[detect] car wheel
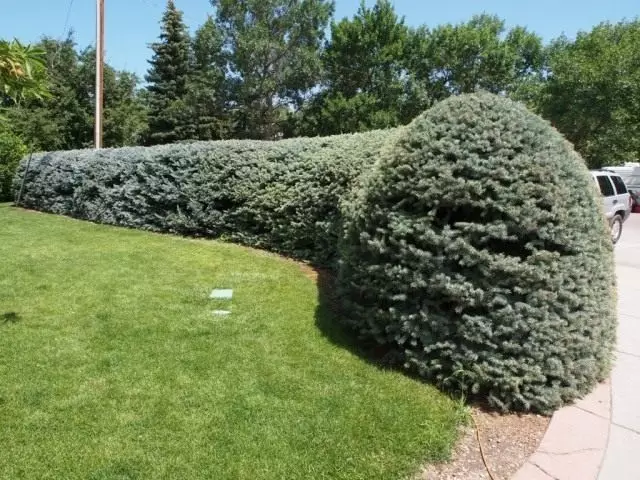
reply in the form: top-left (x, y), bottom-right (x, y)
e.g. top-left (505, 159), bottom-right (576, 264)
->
top-left (611, 215), bottom-right (623, 244)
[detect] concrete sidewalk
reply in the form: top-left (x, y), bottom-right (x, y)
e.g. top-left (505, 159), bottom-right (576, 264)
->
top-left (514, 214), bottom-right (640, 480)
top-left (599, 214), bottom-right (640, 480)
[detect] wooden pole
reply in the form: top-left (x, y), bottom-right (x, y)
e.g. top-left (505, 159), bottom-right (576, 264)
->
top-left (95, 0), bottom-right (104, 149)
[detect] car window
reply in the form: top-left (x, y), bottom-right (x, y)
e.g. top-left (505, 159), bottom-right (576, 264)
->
top-left (610, 175), bottom-right (628, 194)
top-left (624, 175), bottom-right (640, 187)
top-left (596, 176), bottom-right (615, 197)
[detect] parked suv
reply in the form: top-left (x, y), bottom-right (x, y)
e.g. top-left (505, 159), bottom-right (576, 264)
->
top-left (591, 170), bottom-right (632, 243)
top-left (600, 163), bottom-right (640, 212)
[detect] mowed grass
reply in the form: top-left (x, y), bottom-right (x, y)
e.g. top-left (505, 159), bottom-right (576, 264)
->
top-left (0, 205), bottom-right (464, 480)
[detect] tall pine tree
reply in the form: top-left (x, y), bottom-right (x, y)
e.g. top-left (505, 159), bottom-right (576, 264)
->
top-left (145, 0), bottom-right (192, 145)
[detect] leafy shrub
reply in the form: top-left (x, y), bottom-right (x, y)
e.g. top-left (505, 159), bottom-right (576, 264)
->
top-left (0, 127), bottom-right (27, 201)
top-left (337, 93), bottom-right (616, 413)
top-left (13, 131), bottom-right (393, 265)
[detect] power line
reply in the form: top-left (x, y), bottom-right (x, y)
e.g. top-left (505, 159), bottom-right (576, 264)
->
top-left (139, 0), bottom-right (162, 10)
top-left (61, 0), bottom-right (76, 40)
top-left (50, 0), bottom-right (75, 68)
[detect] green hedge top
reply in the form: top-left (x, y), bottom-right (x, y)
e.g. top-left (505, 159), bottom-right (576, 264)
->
top-left (14, 130), bottom-right (395, 266)
top-left (338, 93), bottom-right (616, 412)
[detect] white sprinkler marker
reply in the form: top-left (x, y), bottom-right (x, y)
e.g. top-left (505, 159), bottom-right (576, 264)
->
top-left (210, 289), bottom-right (233, 300)
top-left (210, 288), bottom-right (233, 317)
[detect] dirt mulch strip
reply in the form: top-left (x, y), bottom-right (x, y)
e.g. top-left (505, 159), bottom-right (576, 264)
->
top-left (419, 408), bottom-right (550, 480)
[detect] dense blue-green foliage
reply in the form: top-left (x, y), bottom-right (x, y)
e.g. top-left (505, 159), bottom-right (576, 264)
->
top-left (14, 132), bottom-right (393, 265)
top-left (337, 93), bottom-right (616, 413)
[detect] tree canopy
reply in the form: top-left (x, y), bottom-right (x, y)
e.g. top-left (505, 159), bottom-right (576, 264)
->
top-left (525, 20), bottom-right (640, 168)
top-left (5, 37), bottom-right (146, 151)
top-left (299, 0), bottom-right (414, 136)
top-left (187, 16), bottom-right (230, 141)
top-left (212, 0), bottom-right (334, 139)
top-left (1, 3), bottom-right (638, 168)
top-left (0, 39), bottom-right (48, 104)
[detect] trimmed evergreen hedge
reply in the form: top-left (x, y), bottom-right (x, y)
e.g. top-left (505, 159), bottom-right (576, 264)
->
top-left (337, 93), bottom-right (616, 413)
top-left (13, 131), bottom-right (393, 265)
top-left (14, 93), bottom-right (616, 413)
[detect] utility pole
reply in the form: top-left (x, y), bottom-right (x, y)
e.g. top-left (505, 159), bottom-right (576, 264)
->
top-left (95, 0), bottom-right (104, 149)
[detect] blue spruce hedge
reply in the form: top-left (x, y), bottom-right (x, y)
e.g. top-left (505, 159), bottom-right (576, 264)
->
top-left (14, 93), bottom-right (616, 412)
top-left (13, 131), bottom-right (394, 266)
top-left (337, 93), bottom-right (616, 413)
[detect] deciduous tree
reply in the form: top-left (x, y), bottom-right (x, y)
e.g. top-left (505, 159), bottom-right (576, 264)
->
top-left (410, 15), bottom-right (544, 99)
top-left (528, 20), bottom-right (640, 168)
top-left (212, 0), bottom-right (333, 139)
top-left (0, 39), bottom-right (48, 104)
top-left (300, 0), bottom-right (413, 136)
top-left (6, 37), bottom-right (147, 151)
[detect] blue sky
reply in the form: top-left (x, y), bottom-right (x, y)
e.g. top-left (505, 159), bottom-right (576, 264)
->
top-left (1, 0), bottom-right (638, 78)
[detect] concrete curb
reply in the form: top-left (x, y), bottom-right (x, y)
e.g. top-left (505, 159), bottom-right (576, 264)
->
top-left (512, 380), bottom-right (611, 480)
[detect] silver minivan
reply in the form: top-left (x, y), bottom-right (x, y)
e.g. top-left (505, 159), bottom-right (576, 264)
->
top-left (591, 170), bottom-right (632, 243)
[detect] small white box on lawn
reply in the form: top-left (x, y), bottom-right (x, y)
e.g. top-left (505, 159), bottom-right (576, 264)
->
top-left (210, 289), bottom-right (233, 299)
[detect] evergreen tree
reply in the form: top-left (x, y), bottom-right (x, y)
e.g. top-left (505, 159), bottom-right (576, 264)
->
top-left (187, 16), bottom-right (230, 141)
top-left (103, 70), bottom-right (149, 147)
top-left (145, 0), bottom-right (192, 145)
top-left (338, 93), bottom-right (616, 413)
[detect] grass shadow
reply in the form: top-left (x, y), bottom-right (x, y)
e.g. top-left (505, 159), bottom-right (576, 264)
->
top-left (309, 267), bottom-right (508, 415)
top-left (310, 267), bottom-right (403, 372)
top-left (2, 312), bottom-right (21, 324)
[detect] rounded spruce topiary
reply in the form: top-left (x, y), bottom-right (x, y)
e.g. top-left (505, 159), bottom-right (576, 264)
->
top-left (338, 93), bottom-right (616, 413)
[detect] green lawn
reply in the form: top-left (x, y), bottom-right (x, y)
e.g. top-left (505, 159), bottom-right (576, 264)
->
top-left (0, 205), bottom-right (464, 480)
